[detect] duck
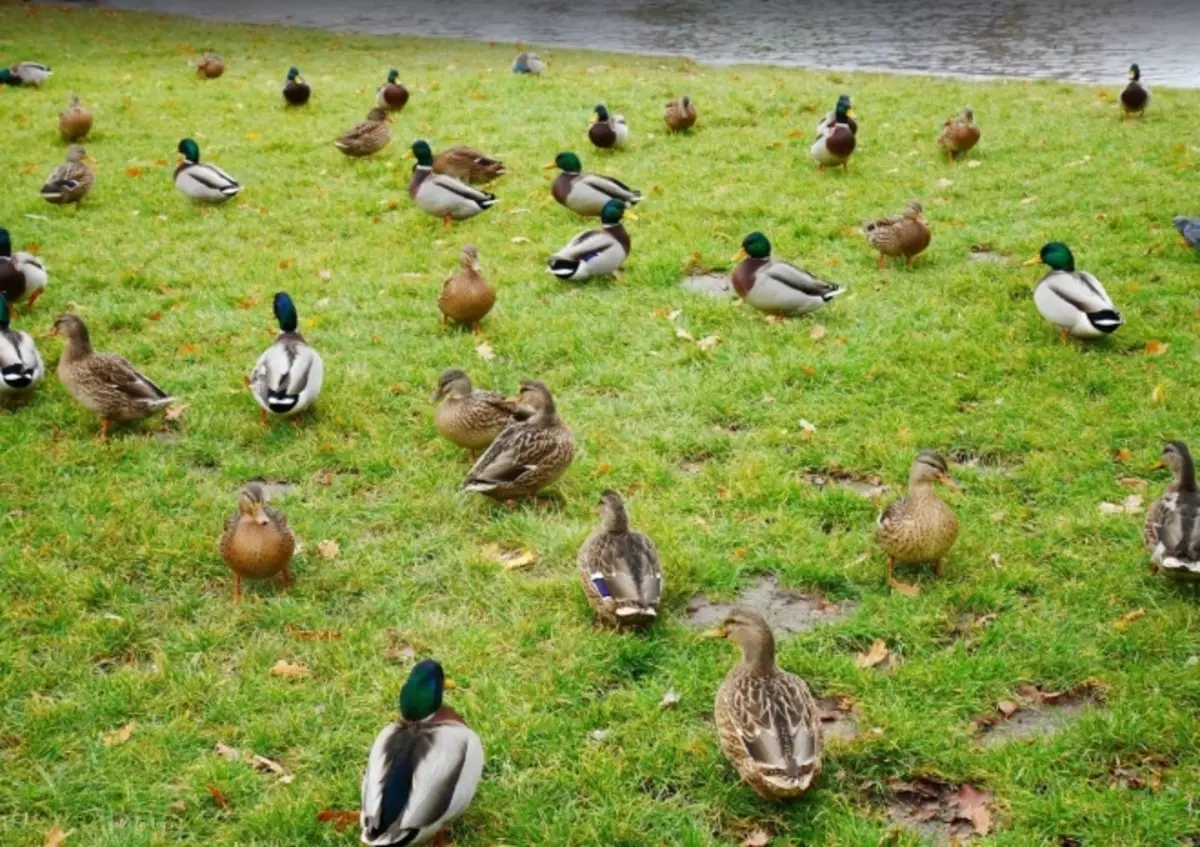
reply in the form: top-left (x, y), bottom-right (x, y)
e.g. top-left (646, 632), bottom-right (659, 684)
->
top-left (664, 95), bottom-right (697, 132)
top-left (577, 490), bottom-right (663, 627)
top-left (409, 140), bottom-right (497, 224)
top-left (218, 483), bottom-right (295, 602)
top-left (462, 380), bottom-right (574, 503)
top-left (547, 199), bottom-right (631, 281)
top-left (0, 294), bottom-right (44, 399)
top-left (58, 94), bottom-right (93, 142)
top-left (546, 152), bottom-right (641, 217)
top-left (174, 138), bottom-right (241, 203)
top-left (1022, 242), bottom-right (1123, 341)
top-left (707, 608), bottom-right (822, 800)
top-left (512, 51), bottom-right (546, 75)
top-left (432, 368), bottom-right (520, 456)
top-left (1176, 217), bottom-right (1200, 253)
top-left (438, 245), bottom-right (495, 334)
top-left (282, 66), bottom-right (311, 106)
top-left (40, 145), bottom-right (95, 209)
top-left (1120, 63), bottom-right (1150, 119)
top-left (51, 313), bottom-right (176, 437)
top-left (588, 104), bottom-right (628, 150)
top-left (1145, 441), bottom-right (1200, 580)
top-left (810, 97), bottom-right (856, 170)
top-left (335, 108), bottom-right (392, 158)
top-left (196, 52), bottom-right (225, 79)
top-left (248, 292), bottom-right (324, 424)
top-left (864, 201), bottom-right (931, 268)
top-left (731, 232), bottom-right (843, 317)
top-left (876, 450), bottom-right (960, 584)
top-left (0, 227), bottom-right (48, 312)
top-left (0, 62), bottom-right (52, 87)
top-left (432, 146), bottom-right (506, 184)
top-left (815, 94), bottom-right (858, 136)
top-left (937, 107), bottom-right (979, 160)
top-left (360, 659), bottom-right (484, 847)
top-left (376, 69), bottom-right (409, 111)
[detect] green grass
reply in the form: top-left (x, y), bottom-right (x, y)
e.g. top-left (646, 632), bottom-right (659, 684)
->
top-left (3, 5), bottom-right (1200, 846)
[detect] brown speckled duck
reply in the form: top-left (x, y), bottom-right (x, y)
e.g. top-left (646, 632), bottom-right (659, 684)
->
top-left (937, 107), bottom-right (979, 160)
top-left (664, 95), bottom-right (697, 133)
top-left (577, 490), bottom-right (663, 627)
top-left (197, 52), bottom-right (225, 79)
top-left (438, 245), bottom-right (495, 334)
top-left (218, 483), bottom-right (296, 602)
top-left (876, 450), bottom-right (960, 582)
top-left (1145, 441), bottom-right (1200, 580)
top-left (433, 147), bottom-right (506, 184)
top-left (58, 94), bottom-right (93, 143)
top-left (41, 146), bottom-right (95, 209)
top-left (709, 608), bottom-right (822, 800)
top-left (864, 201), bottom-right (931, 268)
top-left (335, 108), bottom-right (391, 158)
top-left (432, 368), bottom-right (520, 456)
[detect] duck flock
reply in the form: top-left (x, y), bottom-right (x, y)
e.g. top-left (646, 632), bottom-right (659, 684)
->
top-left (2, 49), bottom-right (1199, 846)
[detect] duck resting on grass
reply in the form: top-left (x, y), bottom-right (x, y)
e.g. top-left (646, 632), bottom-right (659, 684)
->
top-left (196, 52), bottom-right (225, 79)
top-left (0, 294), bottom-right (44, 400)
top-left (41, 145), bottom-right (94, 209)
top-left (248, 292), bottom-right (323, 424)
top-left (664, 95), bottom-right (697, 132)
top-left (282, 66), bottom-right (311, 105)
top-left (360, 660), bottom-right (484, 847)
top-left (732, 232), bottom-right (843, 317)
top-left (175, 138), bottom-right (241, 203)
top-left (432, 146), bottom-right (506, 184)
top-left (1145, 441), bottom-right (1200, 580)
top-left (876, 450), bottom-right (960, 590)
top-left (335, 108), bottom-right (392, 158)
top-left (432, 368), bottom-right (521, 457)
top-left (58, 94), bottom-right (93, 142)
top-left (218, 483), bottom-right (295, 602)
top-left (1120, 63), bottom-right (1150, 119)
top-left (1022, 242), bottom-right (1123, 342)
top-left (548, 199), bottom-right (631, 281)
top-left (0, 62), bottom-right (52, 87)
top-left (438, 245), bottom-right (495, 334)
top-left (811, 96), bottom-right (856, 170)
top-left (588, 104), bottom-right (628, 150)
top-left (937, 107), bottom-right (979, 160)
top-left (864, 201), bottom-right (931, 268)
top-left (512, 51), bottom-right (545, 74)
top-left (0, 227), bottom-right (48, 312)
top-left (376, 69), bottom-right (409, 111)
top-left (578, 490), bottom-right (663, 628)
top-left (409, 140), bottom-right (497, 224)
top-left (546, 151), bottom-right (641, 217)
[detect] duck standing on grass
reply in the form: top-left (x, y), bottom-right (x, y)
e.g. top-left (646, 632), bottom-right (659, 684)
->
top-left (376, 69), bottom-right (409, 111)
top-left (1120, 63), bottom-right (1150, 118)
top-left (512, 51), bottom-right (545, 75)
top-left (174, 138), bottom-right (241, 203)
top-left (360, 660), bottom-right (484, 847)
top-left (815, 94), bottom-right (858, 136)
top-left (1146, 442), bottom-right (1200, 580)
top-left (438, 245), bottom-right (495, 334)
top-left (218, 483), bottom-right (295, 602)
top-left (876, 451), bottom-right (960, 589)
top-left (588, 104), bottom-right (628, 150)
top-left (0, 294), bottom-right (44, 399)
top-left (548, 199), bottom-right (631, 281)
top-left (335, 108), bottom-right (392, 158)
top-left (546, 152), bottom-right (641, 217)
top-left (664, 95), bottom-right (697, 132)
top-left (1022, 242), bottom-right (1123, 341)
top-left (864, 201), bottom-right (931, 268)
top-left (937, 107), bottom-right (979, 160)
top-left (0, 228), bottom-right (48, 312)
top-left (58, 94), bottom-right (92, 142)
top-left (196, 52), bottom-right (225, 79)
top-left (432, 368), bottom-right (520, 457)
top-left (432, 146), bottom-right (506, 184)
top-left (0, 62), bottom-right (52, 87)
top-left (248, 292), bottom-right (324, 424)
top-left (409, 140), bottom-right (497, 224)
top-left (282, 66), bottom-right (311, 106)
top-left (732, 232), bottom-right (843, 317)
top-left (810, 96), bottom-right (856, 170)
top-left (578, 490), bottom-right (663, 628)
top-left (41, 146), bottom-right (94, 209)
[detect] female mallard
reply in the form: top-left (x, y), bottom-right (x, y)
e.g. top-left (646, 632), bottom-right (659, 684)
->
top-left (0, 62), bottom-right (52, 87)
top-left (864, 201), bottom-right (931, 268)
top-left (732, 232), bottom-right (843, 317)
top-left (175, 138), bottom-right (241, 203)
top-left (433, 147), bottom-right (506, 184)
top-left (377, 69), bottom-right (409, 111)
top-left (462, 380), bottom-right (574, 503)
top-left (512, 52), bottom-right (545, 75)
top-left (664, 95), bottom-right (697, 133)
top-left (876, 451), bottom-right (960, 583)
top-left (1146, 441), bottom-right (1200, 580)
top-left (815, 94), bottom-right (858, 136)
top-left (218, 483), bottom-right (295, 602)
top-left (438, 245), bottom-right (495, 334)
top-left (0, 294), bottom-right (44, 398)
top-left (937, 107), bottom-right (979, 160)
top-left (196, 52), bottom-right (225, 79)
top-left (1121, 63), bottom-right (1150, 119)
top-left (1022, 242), bottom-right (1123, 341)
top-left (58, 94), bottom-right (92, 143)
top-left (51, 313), bottom-right (176, 437)
top-left (41, 145), bottom-right (95, 209)
top-left (546, 152), bottom-right (641, 218)
top-left (282, 66), bottom-right (311, 106)
top-left (335, 108), bottom-right (391, 158)
top-left (248, 292), bottom-right (324, 424)
top-left (360, 659), bottom-right (484, 847)
top-left (432, 368), bottom-right (520, 456)
top-left (0, 227), bottom-right (48, 311)
top-left (548, 199), bottom-right (630, 281)
top-left (409, 140), bottom-right (496, 224)
top-left (708, 608), bottom-right (822, 800)
top-left (588, 104), bottom-right (628, 150)
top-left (578, 490), bottom-right (663, 628)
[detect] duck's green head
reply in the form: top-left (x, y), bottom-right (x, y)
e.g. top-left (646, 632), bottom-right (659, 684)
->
top-left (410, 139), bottom-right (434, 167)
top-left (0, 227), bottom-right (11, 258)
top-left (0, 294), bottom-right (11, 330)
top-left (273, 291), bottom-right (298, 332)
top-left (553, 151), bottom-right (582, 173)
top-left (1026, 241), bottom-right (1075, 272)
top-left (1128, 63), bottom-right (1141, 81)
top-left (387, 69), bottom-right (399, 83)
top-left (594, 103), bottom-right (609, 122)
top-left (399, 659), bottom-right (448, 721)
top-left (734, 231), bottom-right (772, 262)
top-left (835, 94), bottom-right (854, 120)
top-left (178, 138), bottom-right (201, 163)
top-left (287, 66), bottom-right (301, 81)
top-left (600, 199), bottom-right (625, 226)
top-left (0, 69), bottom-right (13, 85)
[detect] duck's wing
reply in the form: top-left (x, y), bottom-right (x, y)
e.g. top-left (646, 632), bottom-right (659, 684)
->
top-left (580, 173), bottom-right (641, 203)
top-left (552, 228), bottom-right (616, 262)
top-left (763, 260), bottom-right (840, 297)
top-left (93, 353), bottom-right (170, 401)
top-left (463, 421), bottom-right (553, 488)
top-left (1046, 271), bottom-right (1115, 313)
top-left (727, 673), bottom-right (820, 777)
top-left (429, 174), bottom-right (495, 203)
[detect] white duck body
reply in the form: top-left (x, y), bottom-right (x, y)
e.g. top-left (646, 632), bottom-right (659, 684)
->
top-left (249, 332), bottom-right (324, 417)
top-left (409, 166), bottom-right (496, 221)
top-left (174, 160), bottom-right (242, 203)
top-left (1033, 269), bottom-right (1123, 338)
top-left (11, 62), bottom-right (53, 86)
top-left (732, 256), bottom-right (843, 316)
top-left (0, 321), bottom-right (44, 395)
top-left (611, 114), bottom-right (629, 147)
top-left (548, 222), bottom-right (630, 281)
top-left (0, 252), bottom-right (48, 309)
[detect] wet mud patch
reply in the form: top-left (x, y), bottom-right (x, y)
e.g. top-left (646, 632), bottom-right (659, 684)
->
top-left (882, 777), bottom-right (995, 844)
top-left (817, 695), bottom-right (861, 743)
top-left (968, 243), bottom-right (1012, 265)
top-left (972, 682), bottom-right (1101, 747)
top-left (948, 449), bottom-right (1019, 478)
top-left (685, 575), bottom-right (854, 635)
top-left (802, 467), bottom-right (889, 500)
top-left (680, 274), bottom-right (735, 299)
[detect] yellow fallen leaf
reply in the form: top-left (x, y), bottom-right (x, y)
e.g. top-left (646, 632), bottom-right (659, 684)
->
top-left (856, 639), bottom-right (890, 668)
top-left (269, 660), bottom-right (310, 678)
top-left (244, 132), bottom-right (260, 141)
top-left (317, 268), bottom-right (332, 281)
top-left (482, 543), bottom-right (537, 571)
top-left (125, 166), bottom-right (142, 178)
top-left (316, 539), bottom-right (340, 559)
top-left (1152, 383), bottom-right (1166, 405)
top-left (176, 343), bottom-right (198, 357)
top-left (101, 720), bottom-right (137, 747)
top-left (810, 324), bottom-right (827, 341)
top-left (888, 577), bottom-right (921, 597)
top-left (696, 334), bottom-right (721, 352)
top-left (1114, 448), bottom-right (1133, 464)
top-left (1144, 340), bottom-right (1169, 356)
top-left (798, 419), bottom-right (817, 440)
top-left (1115, 608), bottom-right (1146, 631)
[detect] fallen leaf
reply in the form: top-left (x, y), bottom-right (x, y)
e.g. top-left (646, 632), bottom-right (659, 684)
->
top-left (163, 404), bottom-right (190, 422)
top-left (214, 741), bottom-right (240, 761)
top-left (966, 160), bottom-right (982, 168)
top-left (798, 419), bottom-right (817, 440)
top-left (1114, 448), bottom-right (1133, 464)
top-left (101, 720), bottom-right (137, 747)
top-left (244, 131), bottom-right (260, 141)
top-left (955, 784), bottom-right (994, 835)
top-left (855, 639), bottom-right (890, 668)
top-left (482, 544), bottom-right (537, 571)
top-left (250, 754), bottom-right (286, 776)
top-left (1098, 501), bottom-right (1124, 515)
top-left (809, 324), bottom-right (827, 341)
top-left (277, 258), bottom-right (292, 270)
top-left (659, 688), bottom-right (681, 709)
top-left (989, 553), bottom-right (1002, 568)
top-left (316, 810), bottom-right (359, 830)
top-left (936, 177), bottom-right (954, 189)
top-left (176, 343), bottom-right (199, 356)
top-left (43, 825), bottom-right (72, 847)
top-left (675, 327), bottom-right (696, 342)
top-left (997, 700), bottom-right (1020, 718)
top-left (696, 334), bottom-right (721, 352)
top-left (206, 784), bottom-right (229, 808)
top-left (888, 577), bottom-right (921, 597)
top-left (317, 468), bottom-right (336, 487)
top-left (510, 236), bottom-right (530, 244)
top-left (316, 539), bottom-right (340, 559)
top-left (126, 166), bottom-right (142, 178)
top-left (317, 268), bottom-right (332, 280)
top-left (286, 627), bottom-right (341, 641)
top-left (763, 313), bottom-right (786, 325)
top-left (1115, 608), bottom-right (1146, 630)
top-left (168, 800), bottom-right (187, 812)
top-left (1152, 383), bottom-right (1166, 405)
top-left (1118, 477), bottom-right (1148, 490)
top-left (741, 830), bottom-right (772, 847)
top-left (587, 729), bottom-right (609, 743)
top-left (476, 341), bottom-right (495, 361)
top-left (1144, 339), bottom-right (1169, 356)
top-left (1122, 494), bottom-right (1144, 513)
top-left (269, 660), bottom-right (310, 678)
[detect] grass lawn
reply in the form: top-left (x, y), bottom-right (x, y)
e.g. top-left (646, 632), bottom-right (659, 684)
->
top-left (3, 5), bottom-right (1200, 846)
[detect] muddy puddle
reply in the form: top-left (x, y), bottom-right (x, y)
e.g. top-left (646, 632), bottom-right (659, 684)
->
top-left (685, 575), bottom-right (853, 635)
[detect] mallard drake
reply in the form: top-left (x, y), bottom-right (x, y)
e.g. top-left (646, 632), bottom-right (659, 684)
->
top-left (218, 483), bottom-right (295, 602)
top-left (708, 608), bottom-right (822, 800)
top-left (58, 94), bottom-right (92, 142)
top-left (248, 292), bottom-right (323, 424)
top-left (1146, 441), bottom-right (1200, 580)
top-left (578, 490), bottom-right (663, 627)
top-left (432, 368), bottom-right (520, 455)
top-left (335, 108), bottom-right (392, 158)
top-left (876, 451), bottom-right (960, 582)
top-left (0, 62), bottom-right (52, 87)
top-left (409, 140), bottom-right (496, 224)
top-left (588, 104), bottom-right (628, 150)
top-left (0, 294), bottom-right (44, 398)
top-left (546, 152), bottom-right (641, 217)
top-left (175, 138), bottom-right (241, 203)
top-left (1022, 242), bottom-right (1123, 341)
top-left (810, 98), bottom-right (856, 170)
top-left (547, 199), bottom-right (630, 281)
top-left (1120, 63), bottom-right (1150, 118)
top-left (512, 51), bottom-right (545, 75)
top-left (51, 313), bottom-right (176, 437)
top-left (0, 228), bottom-right (48, 311)
top-left (433, 147), bottom-right (506, 184)
top-left (864, 201), bottom-right (931, 268)
top-left (937, 107), bottom-right (979, 160)
top-left (40, 145), bottom-right (94, 208)
top-left (196, 52), bottom-right (225, 79)
top-left (1176, 217), bottom-right (1200, 253)
top-left (815, 94), bottom-right (858, 136)
top-left (664, 95), bottom-right (697, 133)
top-left (462, 380), bottom-right (574, 503)
top-left (732, 232), bottom-right (843, 317)
top-left (377, 69), bottom-right (409, 111)
top-left (438, 245), bottom-right (495, 334)
top-left (360, 659), bottom-right (484, 847)
top-left (282, 66), bottom-right (311, 106)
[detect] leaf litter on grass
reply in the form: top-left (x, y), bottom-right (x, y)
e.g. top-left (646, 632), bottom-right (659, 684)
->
top-left (971, 681), bottom-right (1102, 746)
top-left (882, 776), bottom-right (995, 844)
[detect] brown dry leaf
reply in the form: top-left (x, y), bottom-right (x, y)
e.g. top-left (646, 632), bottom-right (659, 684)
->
top-left (997, 700), bottom-right (1020, 719)
top-left (277, 258), bottom-right (292, 270)
top-left (206, 784), bottom-right (229, 808)
top-left (696, 334), bottom-right (721, 352)
top-left (741, 830), bottom-right (772, 847)
top-left (1144, 339), bottom-right (1169, 357)
top-left (855, 639), bottom-right (890, 668)
top-left (126, 166), bottom-right (142, 178)
top-left (287, 627), bottom-right (341, 641)
top-left (250, 754), bottom-right (286, 776)
top-left (1115, 608), bottom-right (1146, 630)
top-left (317, 468), bottom-right (336, 487)
top-left (1118, 477), bottom-right (1148, 490)
top-left (317, 268), bottom-right (332, 281)
top-left (888, 577), bottom-right (921, 597)
top-left (798, 419), bottom-right (817, 441)
top-left (176, 343), bottom-right (199, 356)
top-left (163, 404), bottom-right (190, 422)
top-left (215, 741), bottom-right (241, 762)
top-left (269, 659), bottom-right (310, 679)
top-left (155, 158), bottom-right (168, 168)
top-left (1152, 383), bottom-right (1166, 405)
top-left (101, 720), bottom-right (137, 747)
top-left (763, 313), bottom-right (786, 325)
top-left (674, 327), bottom-right (696, 342)
top-left (1114, 448), bottom-right (1133, 464)
top-left (43, 826), bottom-right (72, 847)
top-left (476, 341), bottom-right (496, 361)
top-left (956, 784), bottom-right (994, 835)
top-left (809, 324), bottom-right (827, 341)
top-left (594, 463), bottom-right (613, 476)
top-left (316, 539), bottom-right (340, 559)
top-left (316, 810), bottom-right (359, 830)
